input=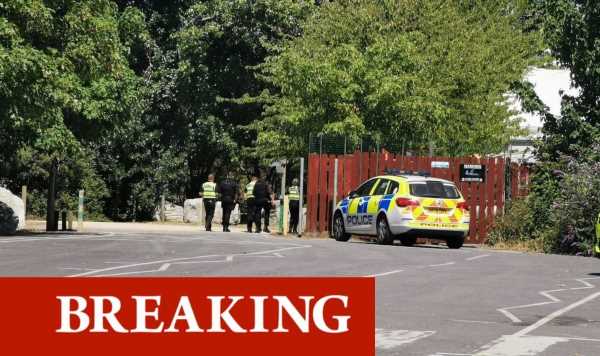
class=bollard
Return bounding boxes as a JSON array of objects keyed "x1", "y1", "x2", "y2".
[
  {"x1": 67, "y1": 211, "x2": 73, "y2": 230},
  {"x1": 283, "y1": 196, "x2": 289, "y2": 236},
  {"x1": 21, "y1": 185, "x2": 27, "y2": 224},
  {"x1": 78, "y1": 190, "x2": 84, "y2": 232},
  {"x1": 53, "y1": 210, "x2": 59, "y2": 231},
  {"x1": 61, "y1": 211, "x2": 67, "y2": 231},
  {"x1": 298, "y1": 157, "x2": 304, "y2": 237}
]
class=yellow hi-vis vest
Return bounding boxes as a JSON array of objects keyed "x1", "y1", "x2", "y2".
[
  {"x1": 202, "y1": 181, "x2": 217, "y2": 199},
  {"x1": 288, "y1": 185, "x2": 300, "y2": 201},
  {"x1": 246, "y1": 181, "x2": 256, "y2": 199},
  {"x1": 595, "y1": 213, "x2": 600, "y2": 254}
]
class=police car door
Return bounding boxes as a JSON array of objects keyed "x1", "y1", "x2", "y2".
[
  {"x1": 365, "y1": 179, "x2": 392, "y2": 235},
  {"x1": 346, "y1": 178, "x2": 379, "y2": 234}
]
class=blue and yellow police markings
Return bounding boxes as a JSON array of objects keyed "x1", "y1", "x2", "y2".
[
  {"x1": 344, "y1": 195, "x2": 395, "y2": 226},
  {"x1": 339, "y1": 198, "x2": 349, "y2": 214}
]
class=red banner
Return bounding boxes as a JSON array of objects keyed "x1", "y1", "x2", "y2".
[{"x1": 0, "y1": 277, "x2": 374, "y2": 355}]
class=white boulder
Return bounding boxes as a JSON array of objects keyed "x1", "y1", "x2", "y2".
[
  {"x1": 0, "y1": 187, "x2": 25, "y2": 230},
  {"x1": 183, "y1": 199, "x2": 240, "y2": 225}
]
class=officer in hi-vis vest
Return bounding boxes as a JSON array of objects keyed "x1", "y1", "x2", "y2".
[
  {"x1": 288, "y1": 178, "x2": 300, "y2": 235},
  {"x1": 244, "y1": 174, "x2": 258, "y2": 233},
  {"x1": 200, "y1": 174, "x2": 218, "y2": 231},
  {"x1": 595, "y1": 212, "x2": 600, "y2": 256}
]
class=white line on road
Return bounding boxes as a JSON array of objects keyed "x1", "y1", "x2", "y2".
[
  {"x1": 565, "y1": 337, "x2": 600, "y2": 342},
  {"x1": 95, "y1": 263, "x2": 172, "y2": 277},
  {"x1": 176, "y1": 255, "x2": 234, "y2": 264},
  {"x1": 449, "y1": 319, "x2": 500, "y2": 325},
  {"x1": 367, "y1": 269, "x2": 404, "y2": 277},
  {"x1": 68, "y1": 245, "x2": 311, "y2": 277},
  {"x1": 497, "y1": 276, "x2": 600, "y2": 323},
  {"x1": 514, "y1": 291, "x2": 600, "y2": 337},
  {"x1": 465, "y1": 254, "x2": 490, "y2": 261},
  {"x1": 428, "y1": 262, "x2": 456, "y2": 267},
  {"x1": 375, "y1": 328, "x2": 435, "y2": 350},
  {"x1": 468, "y1": 291, "x2": 600, "y2": 356}
]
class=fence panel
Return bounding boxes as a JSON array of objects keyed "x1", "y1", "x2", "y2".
[{"x1": 306, "y1": 153, "x2": 529, "y2": 241}]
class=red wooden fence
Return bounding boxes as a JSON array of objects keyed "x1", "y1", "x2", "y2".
[{"x1": 306, "y1": 152, "x2": 530, "y2": 243}]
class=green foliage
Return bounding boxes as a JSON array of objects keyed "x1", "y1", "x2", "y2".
[
  {"x1": 257, "y1": 0, "x2": 540, "y2": 158},
  {"x1": 490, "y1": 149, "x2": 600, "y2": 255},
  {"x1": 534, "y1": 0, "x2": 600, "y2": 159}
]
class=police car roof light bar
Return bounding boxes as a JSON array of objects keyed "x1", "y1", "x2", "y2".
[{"x1": 383, "y1": 168, "x2": 431, "y2": 177}]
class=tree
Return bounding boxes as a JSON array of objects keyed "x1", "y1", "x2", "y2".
[
  {"x1": 535, "y1": 0, "x2": 600, "y2": 159},
  {"x1": 256, "y1": 0, "x2": 540, "y2": 158},
  {"x1": 0, "y1": 0, "x2": 145, "y2": 217}
]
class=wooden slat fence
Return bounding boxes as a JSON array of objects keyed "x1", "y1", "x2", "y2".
[{"x1": 306, "y1": 152, "x2": 530, "y2": 243}]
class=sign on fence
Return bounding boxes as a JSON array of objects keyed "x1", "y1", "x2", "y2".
[{"x1": 460, "y1": 164, "x2": 486, "y2": 182}]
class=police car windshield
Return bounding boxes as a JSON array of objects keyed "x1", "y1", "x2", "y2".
[{"x1": 410, "y1": 181, "x2": 459, "y2": 199}]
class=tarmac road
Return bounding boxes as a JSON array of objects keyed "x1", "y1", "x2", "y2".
[{"x1": 0, "y1": 228, "x2": 599, "y2": 356}]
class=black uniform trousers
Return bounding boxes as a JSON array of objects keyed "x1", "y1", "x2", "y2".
[
  {"x1": 254, "y1": 200, "x2": 271, "y2": 232},
  {"x1": 289, "y1": 200, "x2": 299, "y2": 233},
  {"x1": 203, "y1": 198, "x2": 216, "y2": 231},
  {"x1": 221, "y1": 201, "x2": 235, "y2": 230},
  {"x1": 246, "y1": 198, "x2": 255, "y2": 232}
]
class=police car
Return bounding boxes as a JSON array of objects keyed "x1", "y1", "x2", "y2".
[{"x1": 331, "y1": 171, "x2": 470, "y2": 248}]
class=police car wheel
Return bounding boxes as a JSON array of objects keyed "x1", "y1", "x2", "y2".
[
  {"x1": 376, "y1": 216, "x2": 394, "y2": 245},
  {"x1": 447, "y1": 236, "x2": 464, "y2": 249},
  {"x1": 400, "y1": 236, "x2": 416, "y2": 246},
  {"x1": 333, "y1": 213, "x2": 351, "y2": 242}
]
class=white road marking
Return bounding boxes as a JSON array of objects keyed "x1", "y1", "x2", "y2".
[
  {"x1": 513, "y1": 291, "x2": 600, "y2": 337},
  {"x1": 428, "y1": 262, "x2": 456, "y2": 267},
  {"x1": 60, "y1": 267, "x2": 97, "y2": 271},
  {"x1": 473, "y1": 335, "x2": 569, "y2": 356},
  {"x1": 466, "y1": 254, "x2": 490, "y2": 261},
  {"x1": 68, "y1": 245, "x2": 311, "y2": 277},
  {"x1": 469, "y1": 290, "x2": 600, "y2": 356},
  {"x1": 367, "y1": 269, "x2": 404, "y2": 277},
  {"x1": 498, "y1": 276, "x2": 600, "y2": 323},
  {"x1": 176, "y1": 255, "x2": 234, "y2": 264},
  {"x1": 95, "y1": 263, "x2": 172, "y2": 277},
  {"x1": 450, "y1": 319, "x2": 500, "y2": 325},
  {"x1": 375, "y1": 328, "x2": 435, "y2": 350},
  {"x1": 430, "y1": 353, "x2": 473, "y2": 356},
  {"x1": 566, "y1": 337, "x2": 600, "y2": 342}
]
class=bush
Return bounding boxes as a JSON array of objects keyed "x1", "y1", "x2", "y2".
[
  {"x1": 551, "y1": 156, "x2": 600, "y2": 255},
  {"x1": 0, "y1": 201, "x2": 19, "y2": 235},
  {"x1": 489, "y1": 149, "x2": 600, "y2": 256}
]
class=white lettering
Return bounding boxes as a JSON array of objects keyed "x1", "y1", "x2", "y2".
[
  {"x1": 131, "y1": 296, "x2": 164, "y2": 333},
  {"x1": 165, "y1": 296, "x2": 203, "y2": 333},
  {"x1": 90, "y1": 296, "x2": 128, "y2": 333},
  {"x1": 274, "y1": 296, "x2": 314, "y2": 333},
  {"x1": 207, "y1": 296, "x2": 246, "y2": 333},
  {"x1": 313, "y1": 295, "x2": 350, "y2": 333},
  {"x1": 56, "y1": 296, "x2": 90, "y2": 333},
  {"x1": 249, "y1": 296, "x2": 268, "y2": 332}
]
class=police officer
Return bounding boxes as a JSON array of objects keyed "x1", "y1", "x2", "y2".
[
  {"x1": 253, "y1": 173, "x2": 274, "y2": 233},
  {"x1": 244, "y1": 174, "x2": 258, "y2": 233},
  {"x1": 218, "y1": 173, "x2": 239, "y2": 232},
  {"x1": 288, "y1": 178, "x2": 300, "y2": 235},
  {"x1": 595, "y1": 213, "x2": 600, "y2": 256},
  {"x1": 200, "y1": 174, "x2": 217, "y2": 231}
]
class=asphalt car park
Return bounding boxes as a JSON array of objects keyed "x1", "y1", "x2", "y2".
[{"x1": 1, "y1": 230, "x2": 599, "y2": 355}]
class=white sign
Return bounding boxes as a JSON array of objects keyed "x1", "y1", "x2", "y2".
[{"x1": 431, "y1": 161, "x2": 449, "y2": 169}]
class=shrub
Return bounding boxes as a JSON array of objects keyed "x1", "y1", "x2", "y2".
[
  {"x1": 551, "y1": 155, "x2": 600, "y2": 255},
  {"x1": 0, "y1": 201, "x2": 18, "y2": 235},
  {"x1": 489, "y1": 149, "x2": 600, "y2": 256}
]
